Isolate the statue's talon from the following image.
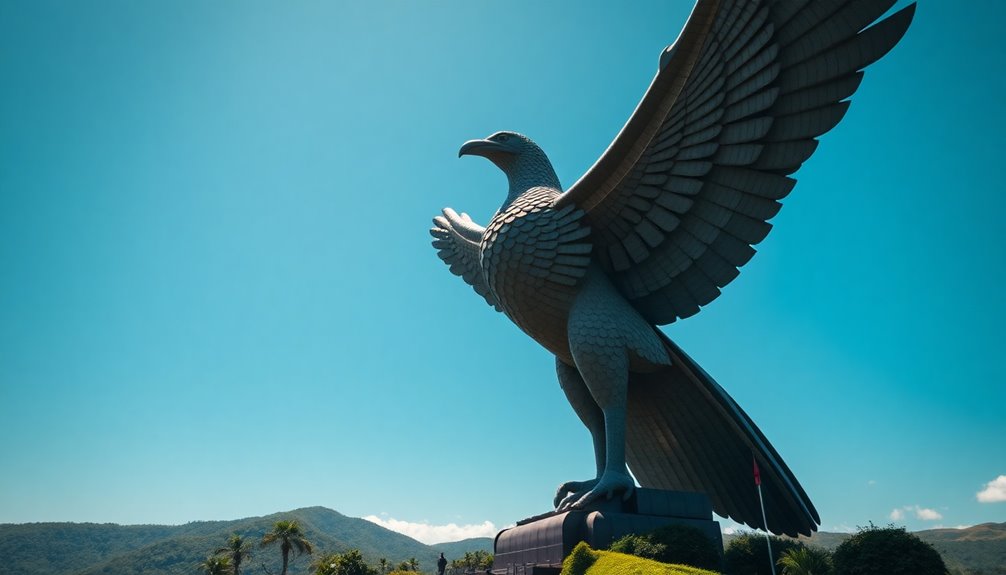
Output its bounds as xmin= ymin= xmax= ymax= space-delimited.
xmin=567 ymin=471 xmax=635 ymax=510
xmin=553 ymin=479 xmax=598 ymax=509
xmin=557 ymin=492 xmax=576 ymax=511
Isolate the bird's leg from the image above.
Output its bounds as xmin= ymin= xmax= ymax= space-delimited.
xmin=556 ymin=332 xmax=635 ymax=510
xmin=553 ymin=358 xmax=606 ymax=508
xmin=557 ymin=398 xmax=634 ymax=510
xmin=586 ymin=401 xmax=635 ymax=506
xmin=555 ymin=271 xmax=644 ymax=510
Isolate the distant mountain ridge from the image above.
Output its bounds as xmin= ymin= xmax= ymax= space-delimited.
xmin=0 ymin=507 xmax=492 ymax=575
xmin=1 ymin=509 xmax=1001 ymax=575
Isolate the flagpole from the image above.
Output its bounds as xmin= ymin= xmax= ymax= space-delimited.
xmin=753 ymin=455 xmax=776 ymax=575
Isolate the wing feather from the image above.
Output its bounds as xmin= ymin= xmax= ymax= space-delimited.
xmin=556 ymin=0 xmax=915 ymax=324
xmin=429 ymin=208 xmax=501 ymax=311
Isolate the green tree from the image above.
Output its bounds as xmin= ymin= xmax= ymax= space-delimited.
xmin=215 ymin=534 xmax=253 ymax=575
xmin=313 ymin=553 xmax=340 ymax=575
xmin=450 ymin=550 xmax=492 ymax=572
xmin=260 ymin=520 xmax=313 ymax=575
xmin=313 ymin=549 xmax=378 ymax=575
xmin=200 ymin=555 xmax=232 ymax=575
xmin=378 ymin=558 xmax=389 ymax=574
xmin=832 ymin=524 xmax=948 ymax=575
xmin=407 ymin=557 xmax=419 ymax=572
xmin=725 ymin=532 xmax=803 ymax=575
xmin=778 ymin=546 xmax=833 ymax=575
xmin=470 ymin=550 xmax=493 ymax=570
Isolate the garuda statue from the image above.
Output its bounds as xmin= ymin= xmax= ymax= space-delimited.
xmin=431 ymin=0 xmax=914 ymax=536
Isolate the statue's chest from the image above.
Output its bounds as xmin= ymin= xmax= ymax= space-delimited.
xmin=480 ymin=188 xmax=592 ymax=349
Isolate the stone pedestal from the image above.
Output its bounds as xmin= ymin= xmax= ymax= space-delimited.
xmin=491 ymin=488 xmax=722 ymax=574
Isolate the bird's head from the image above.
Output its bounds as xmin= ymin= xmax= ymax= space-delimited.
xmin=458 ymin=131 xmax=537 ymax=166
xmin=459 ymin=131 xmax=561 ymax=199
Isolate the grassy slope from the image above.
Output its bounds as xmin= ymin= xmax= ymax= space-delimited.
xmin=561 ymin=542 xmax=720 ymax=575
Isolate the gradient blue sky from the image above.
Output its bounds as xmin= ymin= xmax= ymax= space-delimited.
xmin=2 ymin=1 xmax=1004 ymax=544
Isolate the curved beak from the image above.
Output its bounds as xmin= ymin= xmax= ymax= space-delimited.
xmin=458 ymin=139 xmax=510 ymax=158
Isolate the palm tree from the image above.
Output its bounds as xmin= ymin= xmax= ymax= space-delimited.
xmin=200 ymin=555 xmax=232 ymax=575
xmin=777 ymin=546 xmax=833 ymax=575
xmin=407 ymin=557 xmax=419 ymax=572
xmin=378 ymin=557 xmax=388 ymax=574
xmin=261 ymin=520 xmax=314 ymax=575
xmin=215 ymin=534 xmax=252 ymax=575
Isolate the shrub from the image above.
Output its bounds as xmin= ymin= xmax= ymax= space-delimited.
xmin=610 ymin=533 xmax=667 ymax=560
xmin=562 ymin=542 xmax=599 ymax=575
xmin=610 ymin=525 xmax=720 ymax=570
xmin=777 ymin=546 xmax=833 ymax=575
xmin=724 ymin=532 xmax=804 ymax=575
xmin=832 ymin=524 xmax=948 ymax=575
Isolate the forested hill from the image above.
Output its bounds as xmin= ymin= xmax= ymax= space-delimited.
xmin=904 ymin=523 xmax=1006 ymax=575
xmin=0 ymin=506 xmax=492 ymax=575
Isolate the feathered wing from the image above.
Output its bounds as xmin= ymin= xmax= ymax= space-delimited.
xmin=430 ymin=208 xmax=502 ymax=311
xmin=626 ymin=332 xmax=819 ymax=536
xmin=556 ymin=0 xmax=915 ymax=325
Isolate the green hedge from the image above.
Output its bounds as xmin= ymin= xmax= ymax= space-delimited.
xmin=610 ymin=524 xmax=721 ymax=570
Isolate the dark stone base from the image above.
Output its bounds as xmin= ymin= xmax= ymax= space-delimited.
xmin=491 ymin=489 xmax=722 ymax=574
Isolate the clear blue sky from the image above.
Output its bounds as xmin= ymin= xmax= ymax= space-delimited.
xmin=2 ymin=1 xmax=1004 ymax=542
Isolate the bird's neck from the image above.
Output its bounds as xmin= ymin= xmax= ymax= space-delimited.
xmin=501 ymin=155 xmax=561 ymax=209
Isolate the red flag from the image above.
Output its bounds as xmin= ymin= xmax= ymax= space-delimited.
xmin=753 ymin=455 xmax=761 ymax=486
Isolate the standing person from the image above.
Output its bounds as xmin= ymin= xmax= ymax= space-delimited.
xmin=437 ymin=552 xmax=447 ymax=575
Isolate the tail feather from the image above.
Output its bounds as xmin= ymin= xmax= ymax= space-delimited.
xmin=626 ymin=332 xmax=820 ymax=536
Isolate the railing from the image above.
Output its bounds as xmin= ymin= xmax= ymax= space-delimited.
xmin=486 ymin=562 xmax=562 ymax=575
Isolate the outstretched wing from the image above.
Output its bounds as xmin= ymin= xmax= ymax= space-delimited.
xmin=628 ymin=332 xmax=820 ymax=535
xmin=431 ymin=208 xmax=502 ymax=311
xmin=555 ymin=0 xmax=915 ymax=325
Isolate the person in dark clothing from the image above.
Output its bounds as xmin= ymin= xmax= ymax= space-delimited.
xmin=437 ymin=552 xmax=447 ymax=575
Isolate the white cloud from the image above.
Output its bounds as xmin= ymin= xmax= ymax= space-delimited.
xmin=977 ymin=475 xmax=1006 ymax=503
xmin=915 ymin=507 xmax=943 ymax=521
xmin=890 ymin=505 xmax=942 ymax=521
xmin=867 ymin=480 xmax=877 ymax=486
xmin=363 ymin=515 xmax=497 ymax=545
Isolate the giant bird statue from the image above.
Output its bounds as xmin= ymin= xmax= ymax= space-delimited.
xmin=431 ymin=0 xmax=914 ymax=536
